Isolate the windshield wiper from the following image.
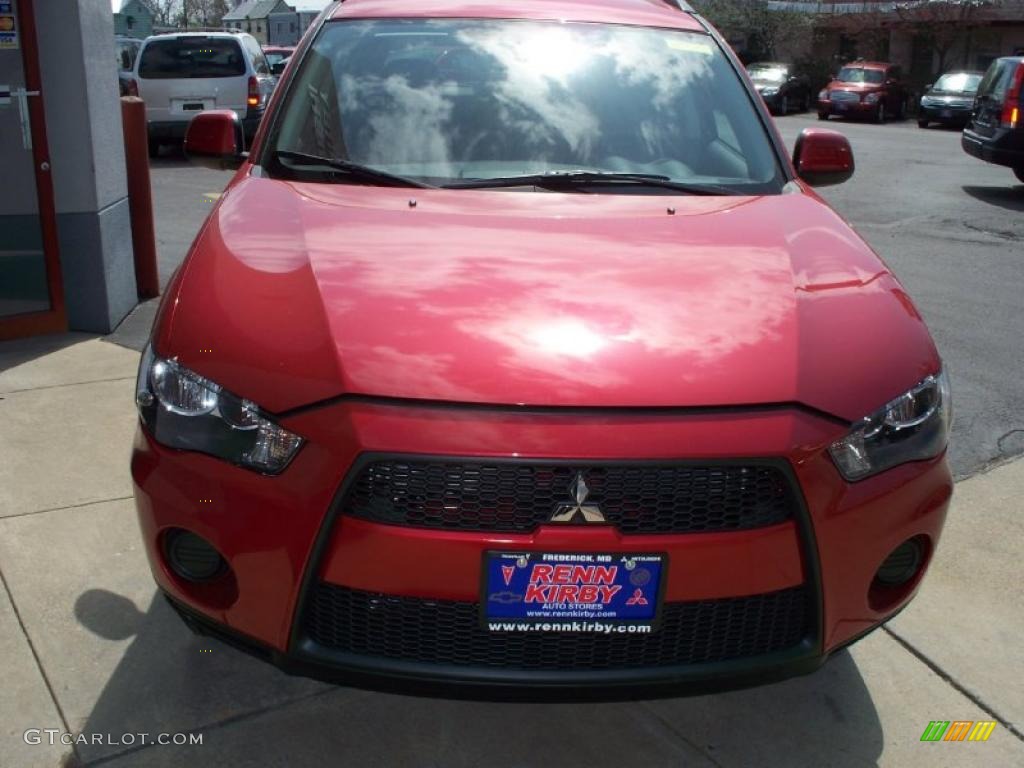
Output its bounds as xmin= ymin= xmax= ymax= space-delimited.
xmin=272 ymin=149 xmax=434 ymax=189
xmin=443 ymin=171 xmax=734 ymax=195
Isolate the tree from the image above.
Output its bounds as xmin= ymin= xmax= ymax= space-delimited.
xmin=184 ymin=0 xmax=231 ymax=28
xmin=141 ymin=0 xmax=182 ymax=28
xmin=894 ymin=0 xmax=991 ymax=75
xmin=693 ymin=0 xmax=814 ymax=63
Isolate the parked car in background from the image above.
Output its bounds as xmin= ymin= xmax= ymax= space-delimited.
xmin=962 ymin=56 xmax=1024 ymax=183
xmin=116 ymin=37 xmax=143 ymax=96
xmin=263 ymin=45 xmax=295 ymax=79
xmin=126 ymin=32 xmax=275 ymax=156
xmin=263 ymin=45 xmax=295 ymax=70
xmin=747 ymin=62 xmax=810 ymax=115
xmin=818 ymin=61 xmax=907 ymax=123
xmin=918 ymin=71 xmax=984 ymax=128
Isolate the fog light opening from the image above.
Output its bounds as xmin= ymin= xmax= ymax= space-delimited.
xmin=875 ymin=537 xmax=924 ymax=587
xmin=164 ymin=529 xmax=226 ymax=583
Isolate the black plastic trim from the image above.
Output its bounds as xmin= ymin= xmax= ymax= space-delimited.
xmin=278 ymin=451 xmax=825 ymax=697
xmin=276 ymin=393 xmax=849 ymax=427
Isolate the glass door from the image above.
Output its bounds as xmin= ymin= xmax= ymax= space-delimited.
xmin=0 ymin=0 xmax=65 ymax=339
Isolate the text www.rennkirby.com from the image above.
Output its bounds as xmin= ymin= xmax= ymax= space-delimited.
xmin=488 ymin=621 xmax=652 ymax=634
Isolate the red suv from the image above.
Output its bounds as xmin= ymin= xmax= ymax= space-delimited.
xmin=818 ymin=61 xmax=907 ymax=123
xmin=133 ymin=0 xmax=952 ymax=699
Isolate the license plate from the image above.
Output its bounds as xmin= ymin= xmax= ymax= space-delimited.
xmin=483 ymin=552 xmax=664 ymax=632
xmin=182 ymin=102 xmax=204 ymax=112
xmin=836 ymin=103 xmax=848 ymax=112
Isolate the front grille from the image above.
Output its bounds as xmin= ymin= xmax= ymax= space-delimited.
xmin=305 ymin=584 xmax=809 ymax=670
xmin=830 ymin=91 xmax=860 ymax=103
xmin=341 ymin=460 xmax=797 ymax=534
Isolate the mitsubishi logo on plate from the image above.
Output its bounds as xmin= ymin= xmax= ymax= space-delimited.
xmin=550 ymin=473 xmax=606 ymax=523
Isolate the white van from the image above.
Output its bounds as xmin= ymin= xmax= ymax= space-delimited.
xmin=129 ymin=32 xmax=275 ymax=155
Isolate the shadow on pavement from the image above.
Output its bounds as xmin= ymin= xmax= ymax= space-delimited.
xmin=72 ymin=588 xmax=884 ymax=767
xmin=961 ymin=184 xmax=1024 ymax=212
xmin=0 ymin=333 xmax=95 ymax=376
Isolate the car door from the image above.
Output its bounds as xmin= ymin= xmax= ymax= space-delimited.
xmin=970 ymin=59 xmax=1013 ymax=138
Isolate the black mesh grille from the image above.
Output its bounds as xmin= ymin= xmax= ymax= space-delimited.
xmin=304 ymin=584 xmax=809 ymax=670
xmin=341 ymin=460 xmax=796 ymax=534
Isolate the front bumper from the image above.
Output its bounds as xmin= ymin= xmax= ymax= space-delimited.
xmin=919 ymin=103 xmax=973 ymax=124
xmin=132 ymin=400 xmax=952 ymax=699
xmin=818 ymin=99 xmax=876 ymax=118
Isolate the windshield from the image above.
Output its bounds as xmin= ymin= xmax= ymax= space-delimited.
xmin=933 ymin=72 xmax=982 ymax=93
xmin=267 ymin=19 xmax=782 ymax=193
xmin=748 ymin=66 xmax=786 ymax=84
xmin=836 ymin=67 xmax=884 ymax=84
xmin=139 ymin=38 xmax=246 ymax=79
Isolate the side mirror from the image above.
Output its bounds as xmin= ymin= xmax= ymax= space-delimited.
xmin=793 ymin=128 xmax=854 ymax=187
xmin=184 ymin=110 xmax=244 ymax=171
xmin=271 ymin=59 xmax=288 ymax=76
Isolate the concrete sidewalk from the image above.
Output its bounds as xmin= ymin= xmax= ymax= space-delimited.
xmin=0 ymin=335 xmax=1021 ymax=767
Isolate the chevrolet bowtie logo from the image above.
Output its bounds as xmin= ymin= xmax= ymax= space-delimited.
xmin=550 ymin=473 xmax=606 ymax=523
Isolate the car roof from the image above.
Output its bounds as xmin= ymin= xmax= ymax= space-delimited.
xmin=329 ymin=0 xmax=706 ymax=31
xmin=146 ymin=31 xmax=250 ymax=39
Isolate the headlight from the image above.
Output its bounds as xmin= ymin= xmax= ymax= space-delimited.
xmin=136 ymin=344 xmax=303 ymax=474
xmin=761 ymin=87 xmax=779 ymax=96
xmin=828 ymin=370 xmax=951 ymax=482
xmin=864 ymin=92 xmax=880 ymax=104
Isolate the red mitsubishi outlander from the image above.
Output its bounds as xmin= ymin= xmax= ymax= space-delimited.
xmin=132 ymin=0 xmax=953 ymax=699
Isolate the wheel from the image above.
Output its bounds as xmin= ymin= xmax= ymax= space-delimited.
xmin=918 ymin=118 xmax=929 ymax=128
xmin=817 ymin=111 xmax=829 ymax=121
xmin=779 ymin=95 xmax=789 ymax=116
xmin=875 ymin=103 xmax=886 ymax=124
xmin=1014 ymin=167 xmax=1024 ymax=183
xmin=895 ymin=98 xmax=906 ymax=120
xmin=801 ymin=93 xmax=810 ymax=112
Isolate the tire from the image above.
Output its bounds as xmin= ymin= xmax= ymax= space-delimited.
xmin=918 ymin=118 xmax=929 ymax=128
xmin=817 ymin=111 xmax=828 ymax=121
xmin=779 ymin=95 xmax=789 ymax=116
xmin=1014 ymin=167 xmax=1024 ymax=183
xmin=801 ymin=93 xmax=810 ymax=112
xmin=875 ymin=103 xmax=886 ymax=124
xmin=895 ymin=98 xmax=906 ymax=120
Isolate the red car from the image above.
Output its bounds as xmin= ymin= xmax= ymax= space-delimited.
xmin=818 ymin=61 xmax=908 ymax=123
xmin=132 ymin=0 xmax=952 ymax=699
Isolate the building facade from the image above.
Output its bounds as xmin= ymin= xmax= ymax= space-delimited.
xmin=222 ymin=0 xmax=295 ymax=44
xmin=112 ymin=0 xmax=153 ymax=38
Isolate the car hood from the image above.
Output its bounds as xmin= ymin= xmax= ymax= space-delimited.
xmin=158 ymin=175 xmax=939 ymax=421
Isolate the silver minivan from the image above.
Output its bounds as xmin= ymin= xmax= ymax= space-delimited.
xmin=131 ymin=32 xmax=275 ymax=155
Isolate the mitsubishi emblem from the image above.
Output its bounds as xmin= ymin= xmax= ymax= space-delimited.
xmin=550 ymin=473 xmax=606 ymax=523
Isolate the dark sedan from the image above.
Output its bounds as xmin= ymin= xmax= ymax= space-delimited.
xmin=747 ymin=62 xmax=810 ymax=115
xmin=918 ymin=71 xmax=984 ymax=128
